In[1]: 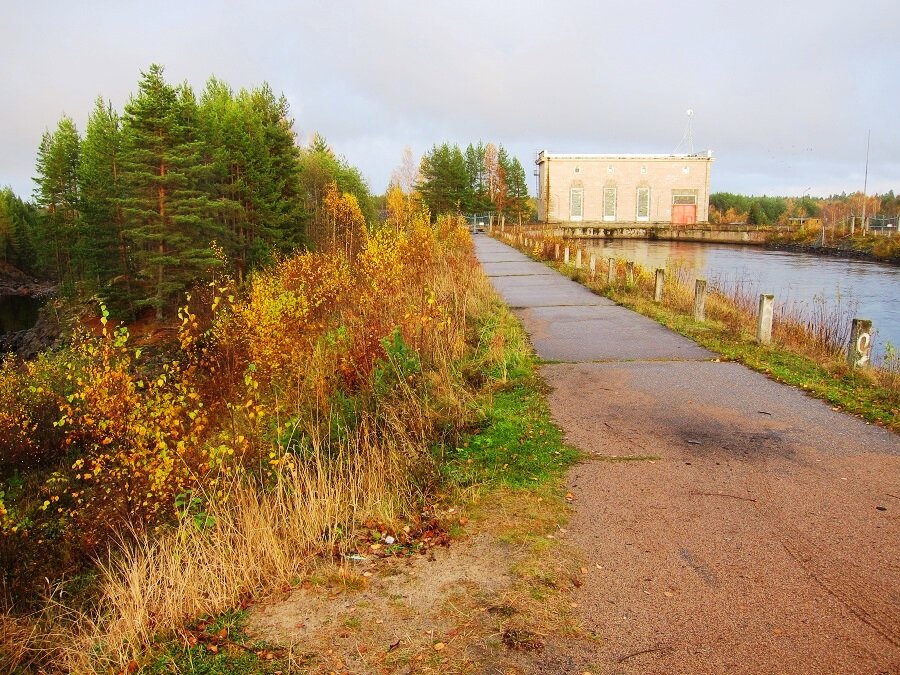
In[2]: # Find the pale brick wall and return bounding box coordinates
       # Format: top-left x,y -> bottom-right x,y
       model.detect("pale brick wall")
536,152 -> 713,224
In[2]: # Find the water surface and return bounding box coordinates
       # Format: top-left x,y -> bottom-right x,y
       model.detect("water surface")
580,239 -> 900,358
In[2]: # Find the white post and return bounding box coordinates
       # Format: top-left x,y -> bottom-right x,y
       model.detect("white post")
848,319 -> 873,368
607,258 -> 616,284
654,269 -> 665,302
757,294 -> 774,345
589,254 -> 597,278
693,279 -> 707,321
576,249 -> 582,269
564,247 -> 570,265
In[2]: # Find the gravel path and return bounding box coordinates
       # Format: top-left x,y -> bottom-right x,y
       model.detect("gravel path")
476,234 -> 900,674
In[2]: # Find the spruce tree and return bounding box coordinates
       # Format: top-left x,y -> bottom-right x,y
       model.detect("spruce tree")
120,65 -> 220,319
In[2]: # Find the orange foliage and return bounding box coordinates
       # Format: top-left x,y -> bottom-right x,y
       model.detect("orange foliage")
0,213 -> 477,557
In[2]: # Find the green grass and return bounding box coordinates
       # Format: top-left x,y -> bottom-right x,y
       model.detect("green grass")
146,610 -> 286,675
442,376 -> 580,489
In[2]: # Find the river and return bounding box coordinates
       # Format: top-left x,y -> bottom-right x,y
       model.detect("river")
578,239 -> 900,359
0,294 -> 43,335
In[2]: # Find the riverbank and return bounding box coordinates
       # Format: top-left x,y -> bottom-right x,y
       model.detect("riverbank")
0,260 -> 53,297
498,231 -> 899,432
766,233 -> 900,265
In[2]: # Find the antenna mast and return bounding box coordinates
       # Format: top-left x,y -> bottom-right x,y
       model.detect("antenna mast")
674,109 -> 695,154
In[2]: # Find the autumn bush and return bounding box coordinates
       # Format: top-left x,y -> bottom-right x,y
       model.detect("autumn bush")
0,188 -> 524,671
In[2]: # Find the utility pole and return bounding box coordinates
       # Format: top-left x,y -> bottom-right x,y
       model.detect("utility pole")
861,130 -> 871,235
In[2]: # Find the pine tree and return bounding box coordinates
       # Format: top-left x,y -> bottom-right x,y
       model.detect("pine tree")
78,97 -> 134,311
506,156 -> 531,224
298,134 -> 373,248
418,143 -> 470,217
0,188 -> 37,271
120,64 -> 220,319
32,116 -> 80,280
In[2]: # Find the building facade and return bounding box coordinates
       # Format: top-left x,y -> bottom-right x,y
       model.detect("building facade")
535,151 -> 714,225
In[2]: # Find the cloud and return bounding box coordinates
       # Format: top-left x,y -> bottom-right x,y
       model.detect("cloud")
1,0 -> 898,197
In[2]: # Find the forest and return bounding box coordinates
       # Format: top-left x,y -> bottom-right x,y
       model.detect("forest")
709,190 -> 900,227
416,142 -> 531,222
0,70 -> 533,326
0,64 -> 374,319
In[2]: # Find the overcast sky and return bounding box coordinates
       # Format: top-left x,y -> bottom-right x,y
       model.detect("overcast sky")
2,0 -> 898,199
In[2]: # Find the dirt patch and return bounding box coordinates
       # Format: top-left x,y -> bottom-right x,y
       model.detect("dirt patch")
247,490 -> 588,673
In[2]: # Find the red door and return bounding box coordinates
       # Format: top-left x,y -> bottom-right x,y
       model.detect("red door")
672,204 -> 697,225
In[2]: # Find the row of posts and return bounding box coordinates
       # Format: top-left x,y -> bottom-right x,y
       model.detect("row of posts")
508,233 -> 874,368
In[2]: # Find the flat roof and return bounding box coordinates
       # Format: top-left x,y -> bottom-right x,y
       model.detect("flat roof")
537,150 -> 713,162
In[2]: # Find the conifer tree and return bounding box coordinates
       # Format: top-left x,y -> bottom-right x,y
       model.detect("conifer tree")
418,143 -> 470,217
78,97 -> 133,310
0,188 -> 37,271
32,116 -> 80,280
120,64 -> 220,319
506,156 -> 531,224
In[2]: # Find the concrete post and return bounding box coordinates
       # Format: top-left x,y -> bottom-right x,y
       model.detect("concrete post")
654,269 -> 665,302
625,261 -> 635,286
564,247 -> 570,265
589,254 -> 597,278
693,279 -> 707,322
555,243 -> 560,260
607,258 -> 616,284
848,318 -> 873,368
757,294 -> 775,345
576,249 -> 582,269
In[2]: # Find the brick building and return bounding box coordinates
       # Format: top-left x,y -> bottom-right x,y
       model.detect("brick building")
535,150 -> 714,225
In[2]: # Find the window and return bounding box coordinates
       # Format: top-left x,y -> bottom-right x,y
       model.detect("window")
570,188 -> 584,221
603,188 -> 617,221
574,166 -> 580,174
636,187 -> 650,221
640,165 -> 647,175
682,166 -> 690,174
607,164 -> 614,174
672,189 -> 698,205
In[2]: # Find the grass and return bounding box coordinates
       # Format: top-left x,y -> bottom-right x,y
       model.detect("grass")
146,611 -> 285,674
768,224 -> 900,263
442,378 -> 579,490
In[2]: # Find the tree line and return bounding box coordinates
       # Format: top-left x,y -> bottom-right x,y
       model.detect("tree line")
416,142 -> 531,222
710,191 -> 899,227
3,64 -> 374,318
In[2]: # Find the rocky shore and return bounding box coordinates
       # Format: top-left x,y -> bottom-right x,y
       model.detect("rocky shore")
765,240 -> 900,266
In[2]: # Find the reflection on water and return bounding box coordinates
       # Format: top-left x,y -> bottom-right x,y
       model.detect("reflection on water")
0,295 -> 43,335
581,239 -> 900,357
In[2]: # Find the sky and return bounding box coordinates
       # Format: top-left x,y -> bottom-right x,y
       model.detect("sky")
1,0 -> 898,200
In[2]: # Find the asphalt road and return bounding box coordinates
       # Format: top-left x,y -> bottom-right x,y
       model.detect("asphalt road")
475,234 -> 900,674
